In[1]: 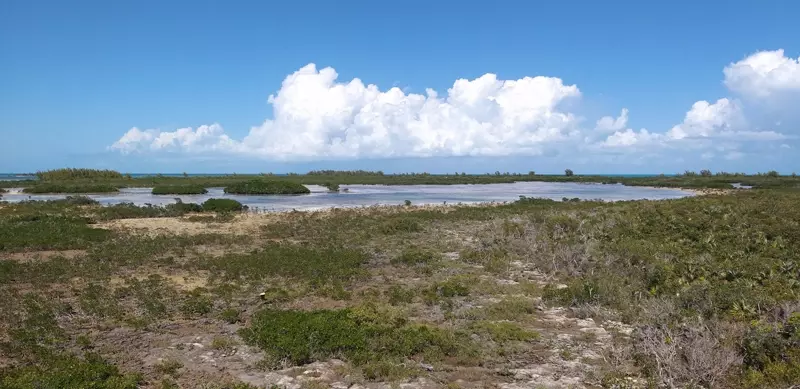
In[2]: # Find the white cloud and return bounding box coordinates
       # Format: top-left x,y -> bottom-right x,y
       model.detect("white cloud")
111,124 -> 237,153
112,64 -> 581,160
110,52 -> 796,164
724,49 -> 800,98
601,129 -> 662,148
595,108 -> 628,133
666,99 -> 744,140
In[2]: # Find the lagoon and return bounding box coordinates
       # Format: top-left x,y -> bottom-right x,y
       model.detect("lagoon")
1,181 -> 693,211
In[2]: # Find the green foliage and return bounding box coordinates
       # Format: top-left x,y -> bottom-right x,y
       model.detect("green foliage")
151,185 -> 208,195
0,353 -> 140,389
154,358 -> 183,377
219,308 -> 242,324
224,180 -> 310,195
23,183 -> 118,194
471,321 -> 540,343
35,168 -> 124,181
0,214 -> 110,252
198,244 -> 367,287
201,198 -> 244,212
93,201 -> 202,220
379,217 -> 422,234
386,285 -> 415,305
392,247 -> 440,266
565,169 -> 574,176
322,182 -> 340,192
739,313 -> 800,388
180,289 -> 213,317
239,306 -> 474,366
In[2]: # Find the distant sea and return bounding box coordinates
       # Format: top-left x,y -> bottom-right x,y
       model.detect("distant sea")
0,173 -> 668,182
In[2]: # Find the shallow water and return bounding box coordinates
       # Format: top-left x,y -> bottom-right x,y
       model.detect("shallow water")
1,182 -> 693,211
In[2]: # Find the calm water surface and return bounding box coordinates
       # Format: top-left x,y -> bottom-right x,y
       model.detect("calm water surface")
1,182 -> 693,211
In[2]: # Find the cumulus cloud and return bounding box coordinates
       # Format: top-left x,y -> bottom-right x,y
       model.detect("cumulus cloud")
111,124 -> 237,153
666,99 -> 745,140
724,49 -> 800,98
595,109 -> 628,133
110,51 -> 797,164
112,64 -> 581,160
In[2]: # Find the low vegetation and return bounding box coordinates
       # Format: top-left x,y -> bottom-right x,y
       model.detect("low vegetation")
201,198 -> 244,212
22,183 -> 119,194
151,185 -> 208,195
35,168 -> 124,181
4,169 -> 800,190
223,180 -> 310,195
1,172 -> 799,388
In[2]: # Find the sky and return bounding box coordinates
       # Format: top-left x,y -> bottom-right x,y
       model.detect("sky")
1,0 -> 798,174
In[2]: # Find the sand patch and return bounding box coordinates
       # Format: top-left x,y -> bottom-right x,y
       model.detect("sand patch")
1,249 -> 86,262
95,213 -> 283,236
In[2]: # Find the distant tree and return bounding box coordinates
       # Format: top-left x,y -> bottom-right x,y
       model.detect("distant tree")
565,169 -> 574,177
404,199 -> 412,206
792,172 -> 797,178
183,172 -> 188,177
528,171 -> 536,176
766,170 -> 780,177
700,169 -> 712,177
125,173 -> 132,180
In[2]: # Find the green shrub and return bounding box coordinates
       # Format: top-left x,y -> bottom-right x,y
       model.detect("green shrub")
151,185 -> 208,195
0,214 -> 111,252
238,307 -> 474,366
0,353 -> 140,388
224,180 -> 310,195
62,196 -> 99,205
379,218 -> 422,234
322,182 -> 340,192
471,321 -> 540,343
35,168 -> 123,181
219,308 -> 241,324
386,285 -> 415,305
392,247 -> 440,266
201,198 -> 244,213
23,183 -> 118,194
199,244 -> 367,287
180,290 -> 213,317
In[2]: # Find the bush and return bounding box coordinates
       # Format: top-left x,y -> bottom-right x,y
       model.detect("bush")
238,307 -> 473,366
199,244 -> 367,287
35,168 -> 123,181
392,247 -> 440,266
63,196 -> 99,205
322,182 -> 340,192
23,184 -> 118,194
223,180 -> 310,195
0,215 -> 111,252
201,198 -> 244,213
0,352 -> 140,388
151,185 -> 208,195
565,169 -> 574,177
379,218 -> 422,234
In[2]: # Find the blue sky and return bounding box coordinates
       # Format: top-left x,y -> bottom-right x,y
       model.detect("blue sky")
1,0 -> 798,174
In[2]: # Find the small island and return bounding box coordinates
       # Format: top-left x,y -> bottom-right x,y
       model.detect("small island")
22,183 -> 119,194
151,185 -> 209,195
223,180 -> 311,195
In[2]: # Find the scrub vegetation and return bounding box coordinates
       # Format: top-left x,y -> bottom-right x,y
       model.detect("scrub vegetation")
0,169 -> 798,388
151,185 -> 208,195
4,168 -> 799,191
223,180 -> 310,195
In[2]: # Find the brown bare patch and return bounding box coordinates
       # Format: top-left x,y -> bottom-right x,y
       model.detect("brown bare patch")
1,249 -> 86,262
94,213 -> 284,236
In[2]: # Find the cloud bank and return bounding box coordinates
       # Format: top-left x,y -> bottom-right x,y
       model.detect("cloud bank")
111,50 -> 799,164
